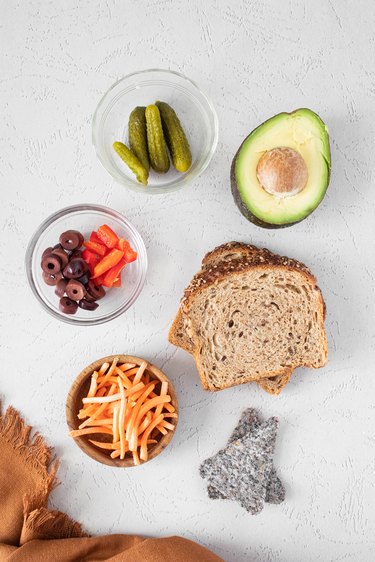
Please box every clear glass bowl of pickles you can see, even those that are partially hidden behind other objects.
[92,69,219,194]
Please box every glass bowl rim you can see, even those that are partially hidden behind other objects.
[92,68,219,194]
[25,203,148,326]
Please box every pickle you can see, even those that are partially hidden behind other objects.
[145,104,170,174]
[128,106,150,173]
[156,101,192,173]
[112,141,148,186]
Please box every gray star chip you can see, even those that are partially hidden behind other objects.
[206,409,285,505]
[200,416,279,514]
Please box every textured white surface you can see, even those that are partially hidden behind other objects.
[1,1,375,560]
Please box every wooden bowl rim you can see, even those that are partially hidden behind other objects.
[66,354,179,467]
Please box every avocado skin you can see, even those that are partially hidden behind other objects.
[230,109,331,229]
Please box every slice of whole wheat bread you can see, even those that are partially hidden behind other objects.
[168,243,295,394]
[180,251,327,391]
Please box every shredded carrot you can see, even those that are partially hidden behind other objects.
[71,359,176,465]
[96,358,119,389]
[140,414,164,461]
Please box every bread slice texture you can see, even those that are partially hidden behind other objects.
[180,253,327,391]
[168,243,296,394]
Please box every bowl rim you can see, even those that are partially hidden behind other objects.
[92,68,219,194]
[66,354,179,467]
[25,204,148,326]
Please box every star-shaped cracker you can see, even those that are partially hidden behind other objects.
[200,409,284,514]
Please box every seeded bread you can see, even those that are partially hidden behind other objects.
[168,243,298,394]
[180,253,327,391]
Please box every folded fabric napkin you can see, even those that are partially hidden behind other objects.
[0,403,223,562]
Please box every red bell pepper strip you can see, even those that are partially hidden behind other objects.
[97,224,119,249]
[117,239,137,263]
[102,258,127,288]
[92,249,124,278]
[83,240,107,256]
[93,273,105,286]
[82,249,101,273]
[90,231,104,245]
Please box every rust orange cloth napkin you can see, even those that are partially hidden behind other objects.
[0,404,223,562]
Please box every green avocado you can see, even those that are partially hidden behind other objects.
[231,108,331,228]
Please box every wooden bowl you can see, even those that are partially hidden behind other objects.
[66,354,179,467]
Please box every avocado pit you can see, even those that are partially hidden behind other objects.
[256,147,308,198]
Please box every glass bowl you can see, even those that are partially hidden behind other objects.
[92,69,218,193]
[25,204,147,326]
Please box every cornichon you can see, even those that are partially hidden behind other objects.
[145,104,170,174]
[128,106,150,173]
[112,141,148,186]
[156,101,192,173]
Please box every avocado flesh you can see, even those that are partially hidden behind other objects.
[233,109,331,226]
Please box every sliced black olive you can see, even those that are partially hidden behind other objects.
[51,248,69,268]
[70,249,83,260]
[55,278,68,297]
[42,271,63,286]
[63,258,88,279]
[42,246,54,258]
[41,254,62,275]
[66,279,86,301]
[78,299,99,311]
[59,230,83,251]
[77,272,90,286]
[59,296,78,314]
[87,279,106,300]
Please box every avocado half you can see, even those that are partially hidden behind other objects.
[231,108,331,228]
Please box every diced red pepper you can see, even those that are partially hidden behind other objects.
[117,239,137,263]
[102,258,127,288]
[83,240,107,256]
[92,249,124,278]
[82,249,101,273]
[97,224,119,249]
[112,277,121,288]
[90,231,103,245]
[93,273,105,286]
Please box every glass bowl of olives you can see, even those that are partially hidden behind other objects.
[25,204,148,325]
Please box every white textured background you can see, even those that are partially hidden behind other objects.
[1,1,375,561]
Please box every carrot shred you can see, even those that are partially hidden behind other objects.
[70,427,113,437]
[89,440,121,450]
[97,357,119,389]
[112,406,119,443]
[118,376,127,459]
[133,361,148,385]
[140,414,164,461]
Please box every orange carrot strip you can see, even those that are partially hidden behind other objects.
[87,371,99,398]
[154,381,168,418]
[89,440,121,450]
[114,367,133,389]
[156,425,168,435]
[82,418,113,427]
[82,393,121,404]
[163,413,178,419]
[133,450,141,466]
[140,414,164,461]
[118,377,127,459]
[97,358,118,389]
[118,363,137,372]
[126,383,156,449]
[78,383,117,429]
[70,427,113,437]
[158,419,175,431]
[138,396,171,419]
[150,391,175,413]
[112,406,119,443]
[133,361,148,385]
[98,362,110,376]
